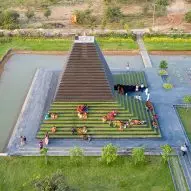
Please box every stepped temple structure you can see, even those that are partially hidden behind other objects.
[38,36,160,139]
[55,36,114,102]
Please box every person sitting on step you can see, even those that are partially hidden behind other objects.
[51,125,57,133]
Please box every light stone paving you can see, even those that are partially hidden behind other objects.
[7,68,60,154]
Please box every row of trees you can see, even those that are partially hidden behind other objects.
[40,143,173,166]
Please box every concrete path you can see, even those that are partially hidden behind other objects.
[136,34,152,68]
[178,150,191,190]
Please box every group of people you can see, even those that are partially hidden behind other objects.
[45,113,58,120]
[102,110,118,122]
[39,132,49,150]
[76,105,88,120]
[114,84,146,95]
[76,126,91,141]
[103,118,146,131]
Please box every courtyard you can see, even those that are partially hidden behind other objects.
[0,35,191,190]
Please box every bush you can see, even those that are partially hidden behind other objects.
[132,147,145,166]
[104,6,123,23]
[160,144,172,163]
[75,9,96,25]
[0,37,12,44]
[185,11,191,23]
[158,69,168,76]
[0,10,20,29]
[160,60,168,69]
[33,170,74,191]
[26,10,35,20]
[163,83,173,89]
[101,144,118,165]
[69,147,84,165]
[44,9,51,18]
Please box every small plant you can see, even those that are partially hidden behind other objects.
[40,148,48,165]
[132,147,145,166]
[160,60,168,69]
[69,147,84,165]
[185,10,191,23]
[183,95,191,111]
[33,170,73,191]
[163,83,173,90]
[158,69,168,76]
[101,143,118,165]
[44,9,51,19]
[25,10,35,20]
[160,144,172,163]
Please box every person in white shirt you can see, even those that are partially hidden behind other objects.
[145,88,148,96]
[181,143,188,156]
[146,92,150,101]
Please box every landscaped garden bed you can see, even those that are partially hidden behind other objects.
[176,107,191,141]
[0,156,174,191]
[143,34,191,51]
[0,35,138,59]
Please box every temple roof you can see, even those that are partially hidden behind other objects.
[55,37,114,102]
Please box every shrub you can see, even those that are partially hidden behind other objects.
[75,9,96,25]
[0,10,20,29]
[158,69,168,76]
[185,11,191,23]
[33,170,74,191]
[183,95,191,111]
[101,143,118,165]
[159,60,168,69]
[0,37,12,44]
[26,10,35,20]
[104,6,123,23]
[69,147,84,165]
[132,147,145,166]
[163,83,173,89]
[160,144,172,163]
[44,9,51,18]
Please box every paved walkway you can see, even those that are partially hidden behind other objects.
[136,34,152,68]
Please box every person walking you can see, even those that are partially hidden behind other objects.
[126,63,130,71]
[145,88,148,96]
[181,143,188,156]
[146,92,150,101]
[20,136,25,146]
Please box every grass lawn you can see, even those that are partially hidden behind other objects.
[0,37,138,59]
[0,156,174,191]
[144,42,191,51]
[176,107,191,141]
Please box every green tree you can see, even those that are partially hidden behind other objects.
[101,143,118,165]
[160,60,168,69]
[69,147,84,165]
[183,95,191,111]
[0,10,20,29]
[40,148,48,165]
[104,6,123,23]
[132,147,146,166]
[185,11,191,23]
[44,8,51,19]
[156,0,169,6]
[33,170,74,191]
[160,144,172,163]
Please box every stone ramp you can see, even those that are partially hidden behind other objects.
[136,34,152,68]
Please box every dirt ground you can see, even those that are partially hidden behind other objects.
[8,0,191,32]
